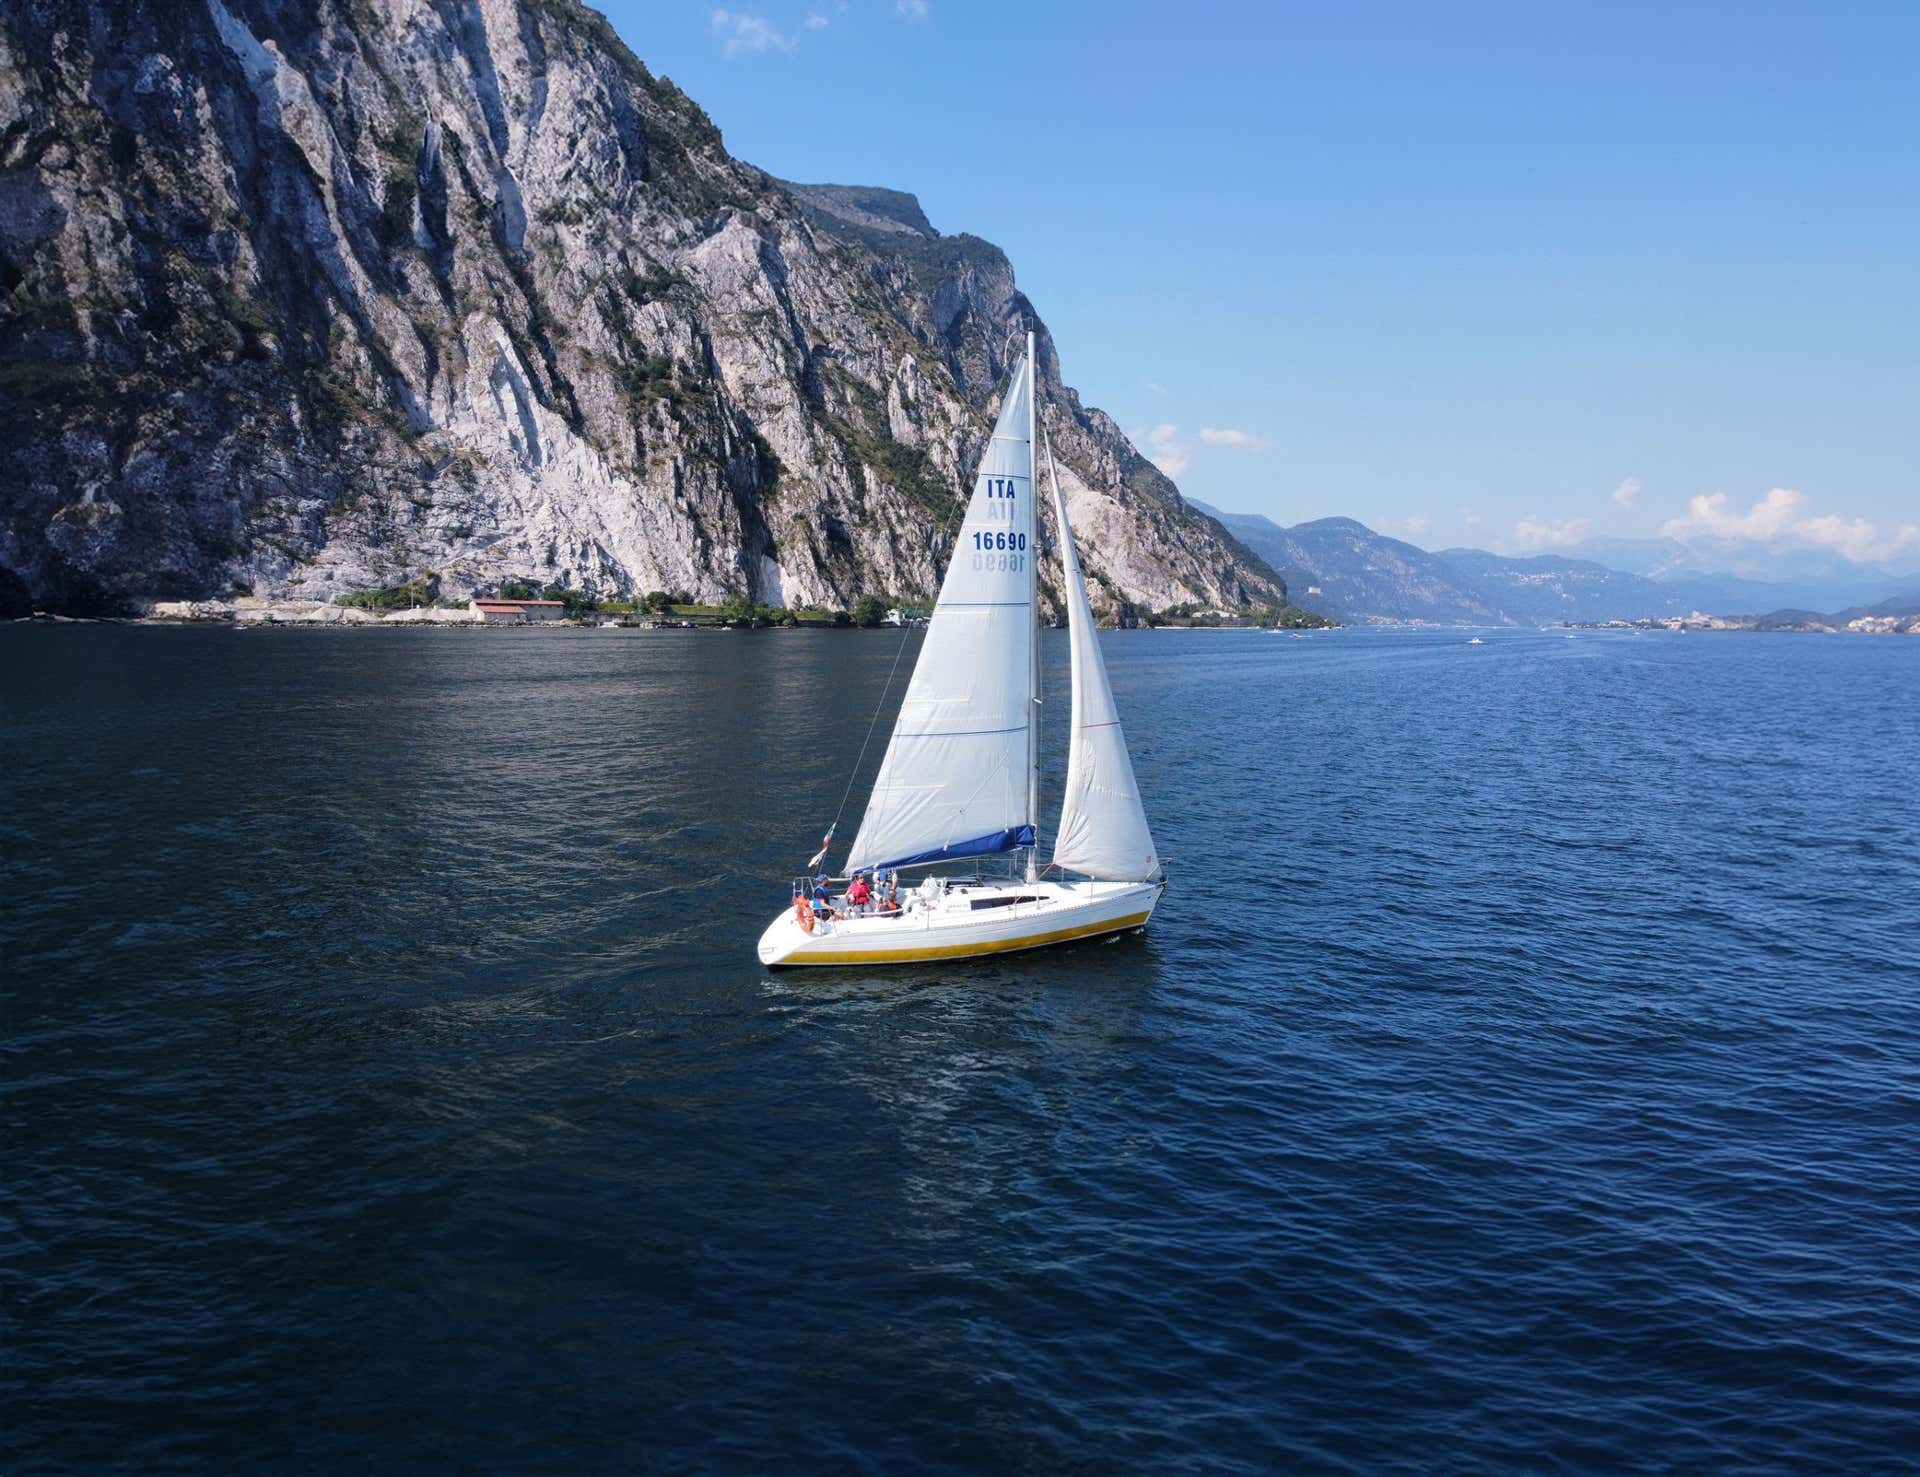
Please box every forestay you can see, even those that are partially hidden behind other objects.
[845,351,1037,873]
[1045,434,1160,881]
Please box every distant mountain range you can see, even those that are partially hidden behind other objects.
[1189,501,1920,627]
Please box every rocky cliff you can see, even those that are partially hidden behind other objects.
[0,0,1282,618]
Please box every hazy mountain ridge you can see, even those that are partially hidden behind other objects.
[1193,507,1506,624]
[0,0,1281,617]
[1557,535,1920,612]
[1432,547,1696,625]
[1192,502,1920,626]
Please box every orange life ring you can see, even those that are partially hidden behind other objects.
[795,896,814,933]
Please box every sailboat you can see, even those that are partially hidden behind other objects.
[756,335,1164,967]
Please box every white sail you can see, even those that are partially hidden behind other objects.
[1046,434,1160,881]
[845,350,1037,872]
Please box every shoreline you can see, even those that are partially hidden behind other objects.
[11,616,1343,633]
[9,614,1914,637]
[8,599,1338,633]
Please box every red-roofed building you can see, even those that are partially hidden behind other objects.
[471,598,568,624]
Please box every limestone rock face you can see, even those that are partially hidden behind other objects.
[0,0,1282,618]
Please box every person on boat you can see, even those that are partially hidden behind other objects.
[846,872,872,916]
[878,872,901,914]
[811,875,840,922]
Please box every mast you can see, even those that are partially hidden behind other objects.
[1025,331,1039,883]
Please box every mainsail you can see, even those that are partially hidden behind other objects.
[1045,433,1160,881]
[845,347,1037,873]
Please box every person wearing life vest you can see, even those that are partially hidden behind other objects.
[811,875,840,922]
[846,871,872,916]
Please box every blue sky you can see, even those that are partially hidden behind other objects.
[597,1,1917,564]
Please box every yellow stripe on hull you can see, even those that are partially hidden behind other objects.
[774,911,1153,967]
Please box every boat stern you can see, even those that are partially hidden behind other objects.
[757,905,818,967]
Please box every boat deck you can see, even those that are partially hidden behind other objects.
[758,877,1162,967]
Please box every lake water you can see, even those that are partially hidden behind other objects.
[5,624,1918,1471]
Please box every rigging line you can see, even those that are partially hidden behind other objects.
[821,346,1030,847]
[825,598,916,838]
[998,321,1024,378]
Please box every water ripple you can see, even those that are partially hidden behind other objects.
[3,625,1918,1471]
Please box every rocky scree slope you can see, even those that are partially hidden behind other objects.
[0,0,1281,618]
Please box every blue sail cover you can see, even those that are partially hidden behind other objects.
[873,825,1036,873]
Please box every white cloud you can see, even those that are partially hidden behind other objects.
[1513,515,1593,549]
[1135,422,1188,478]
[1664,487,1804,542]
[1126,421,1265,476]
[1612,476,1643,509]
[1459,508,1486,529]
[1198,427,1268,450]
[1793,514,1920,563]
[896,0,929,17]
[710,9,793,56]
[805,11,829,27]
[1661,486,1918,564]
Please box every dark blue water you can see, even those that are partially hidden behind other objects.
[5,625,1918,1471]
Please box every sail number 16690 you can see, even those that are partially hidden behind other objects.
[971,529,1025,572]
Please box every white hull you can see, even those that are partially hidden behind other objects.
[757,877,1163,968]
